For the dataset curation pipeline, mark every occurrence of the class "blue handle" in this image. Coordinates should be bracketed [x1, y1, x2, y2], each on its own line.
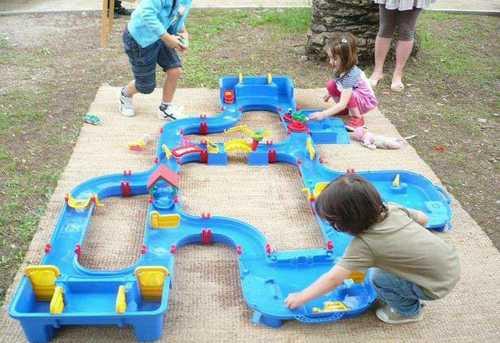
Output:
[435, 184, 452, 205]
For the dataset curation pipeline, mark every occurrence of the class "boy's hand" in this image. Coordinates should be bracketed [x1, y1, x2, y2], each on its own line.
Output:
[284, 292, 306, 309]
[309, 111, 327, 121]
[161, 34, 184, 50]
[323, 94, 331, 102]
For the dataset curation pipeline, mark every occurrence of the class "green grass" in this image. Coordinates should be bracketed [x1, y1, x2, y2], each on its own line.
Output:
[0, 33, 8, 49]
[418, 13, 499, 86]
[0, 89, 50, 134]
[177, 8, 312, 87]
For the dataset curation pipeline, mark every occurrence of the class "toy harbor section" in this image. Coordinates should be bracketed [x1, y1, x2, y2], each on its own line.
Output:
[9, 75, 452, 342]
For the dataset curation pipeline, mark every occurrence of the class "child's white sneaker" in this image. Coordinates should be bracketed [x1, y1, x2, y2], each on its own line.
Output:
[159, 103, 183, 120]
[119, 90, 135, 117]
[375, 304, 424, 324]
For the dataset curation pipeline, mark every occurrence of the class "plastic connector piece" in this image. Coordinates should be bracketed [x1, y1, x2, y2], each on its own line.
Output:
[326, 240, 334, 252]
[74, 244, 81, 257]
[201, 229, 213, 245]
[265, 243, 273, 256]
[199, 122, 208, 135]
[268, 149, 277, 163]
[121, 182, 132, 197]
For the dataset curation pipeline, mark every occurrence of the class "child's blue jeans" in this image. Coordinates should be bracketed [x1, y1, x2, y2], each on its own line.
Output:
[370, 268, 433, 316]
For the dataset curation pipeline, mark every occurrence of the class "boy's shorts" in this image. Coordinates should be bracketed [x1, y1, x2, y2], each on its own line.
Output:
[123, 29, 182, 94]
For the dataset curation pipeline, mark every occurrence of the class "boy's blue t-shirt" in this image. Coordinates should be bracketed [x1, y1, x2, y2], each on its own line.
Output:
[127, 0, 192, 48]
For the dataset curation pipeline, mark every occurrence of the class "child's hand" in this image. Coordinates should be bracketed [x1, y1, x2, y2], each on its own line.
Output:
[162, 34, 184, 51]
[323, 94, 331, 102]
[309, 111, 327, 121]
[284, 292, 306, 309]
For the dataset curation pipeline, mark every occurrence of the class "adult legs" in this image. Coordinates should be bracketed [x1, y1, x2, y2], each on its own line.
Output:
[391, 8, 422, 91]
[369, 5, 396, 87]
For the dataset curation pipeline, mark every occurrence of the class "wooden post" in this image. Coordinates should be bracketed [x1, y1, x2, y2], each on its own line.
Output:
[100, 0, 115, 48]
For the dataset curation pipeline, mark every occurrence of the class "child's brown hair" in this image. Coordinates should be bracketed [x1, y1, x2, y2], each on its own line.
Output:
[315, 174, 387, 235]
[325, 32, 358, 75]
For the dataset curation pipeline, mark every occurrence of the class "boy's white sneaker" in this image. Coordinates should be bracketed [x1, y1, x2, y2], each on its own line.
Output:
[375, 305, 423, 324]
[119, 91, 135, 117]
[159, 103, 184, 120]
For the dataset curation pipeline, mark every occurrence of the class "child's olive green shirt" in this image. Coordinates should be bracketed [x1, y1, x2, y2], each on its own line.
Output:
[338, 204, 460, 299]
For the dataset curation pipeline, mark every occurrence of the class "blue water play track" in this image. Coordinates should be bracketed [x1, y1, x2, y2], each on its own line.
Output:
[9, 75, 452, 342]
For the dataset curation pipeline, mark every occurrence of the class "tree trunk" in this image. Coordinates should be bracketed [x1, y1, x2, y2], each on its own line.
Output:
[306, 0, 379, 65]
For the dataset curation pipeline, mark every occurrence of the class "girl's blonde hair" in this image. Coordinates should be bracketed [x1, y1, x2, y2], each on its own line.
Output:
[325, 32, 358, 75]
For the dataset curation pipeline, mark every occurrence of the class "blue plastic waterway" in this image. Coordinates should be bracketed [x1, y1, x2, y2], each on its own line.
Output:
[9, 75, 452, 342]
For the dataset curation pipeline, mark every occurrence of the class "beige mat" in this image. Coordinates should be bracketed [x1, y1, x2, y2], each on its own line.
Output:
[1, 86, 499, 342]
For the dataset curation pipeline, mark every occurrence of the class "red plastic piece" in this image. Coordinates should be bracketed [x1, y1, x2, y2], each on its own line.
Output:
[224, 90, 235, 104]
[268, 149, 277, 163]
[283, 113, 292, 122]
[170, 245, 177, 254]
[154, 157, 159, 164]
[199, 122, 208, 135]
[236, 245, 243, 256]
[147, 164, 180, 189]
[287, 120, 307, 133]
[148, 196, 153, 204]
[74, 244, 81, 257]
[327, 240, 334, 252]
[265, 243, 273, 256]
[173, 196, 179, 204]
[251, 139, 259, 151]
[201, 229, 213, 245]
[200, 150, 208, 163]
[201, 212, 211, 219]
[121, 182, 131, 197]
[64, 194, 69, 203]
[141, 245, 147, 255]
[44, 244, 52, 254]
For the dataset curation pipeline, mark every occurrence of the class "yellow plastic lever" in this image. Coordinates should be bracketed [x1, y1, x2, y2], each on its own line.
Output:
[392, 174, 401, 188]
[313, 182, 329, 199]
[306, 137, 316, 160]
[162, 144, 173, 159]
[116, 285, 127, 314]
[49, 286, 64, 315]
